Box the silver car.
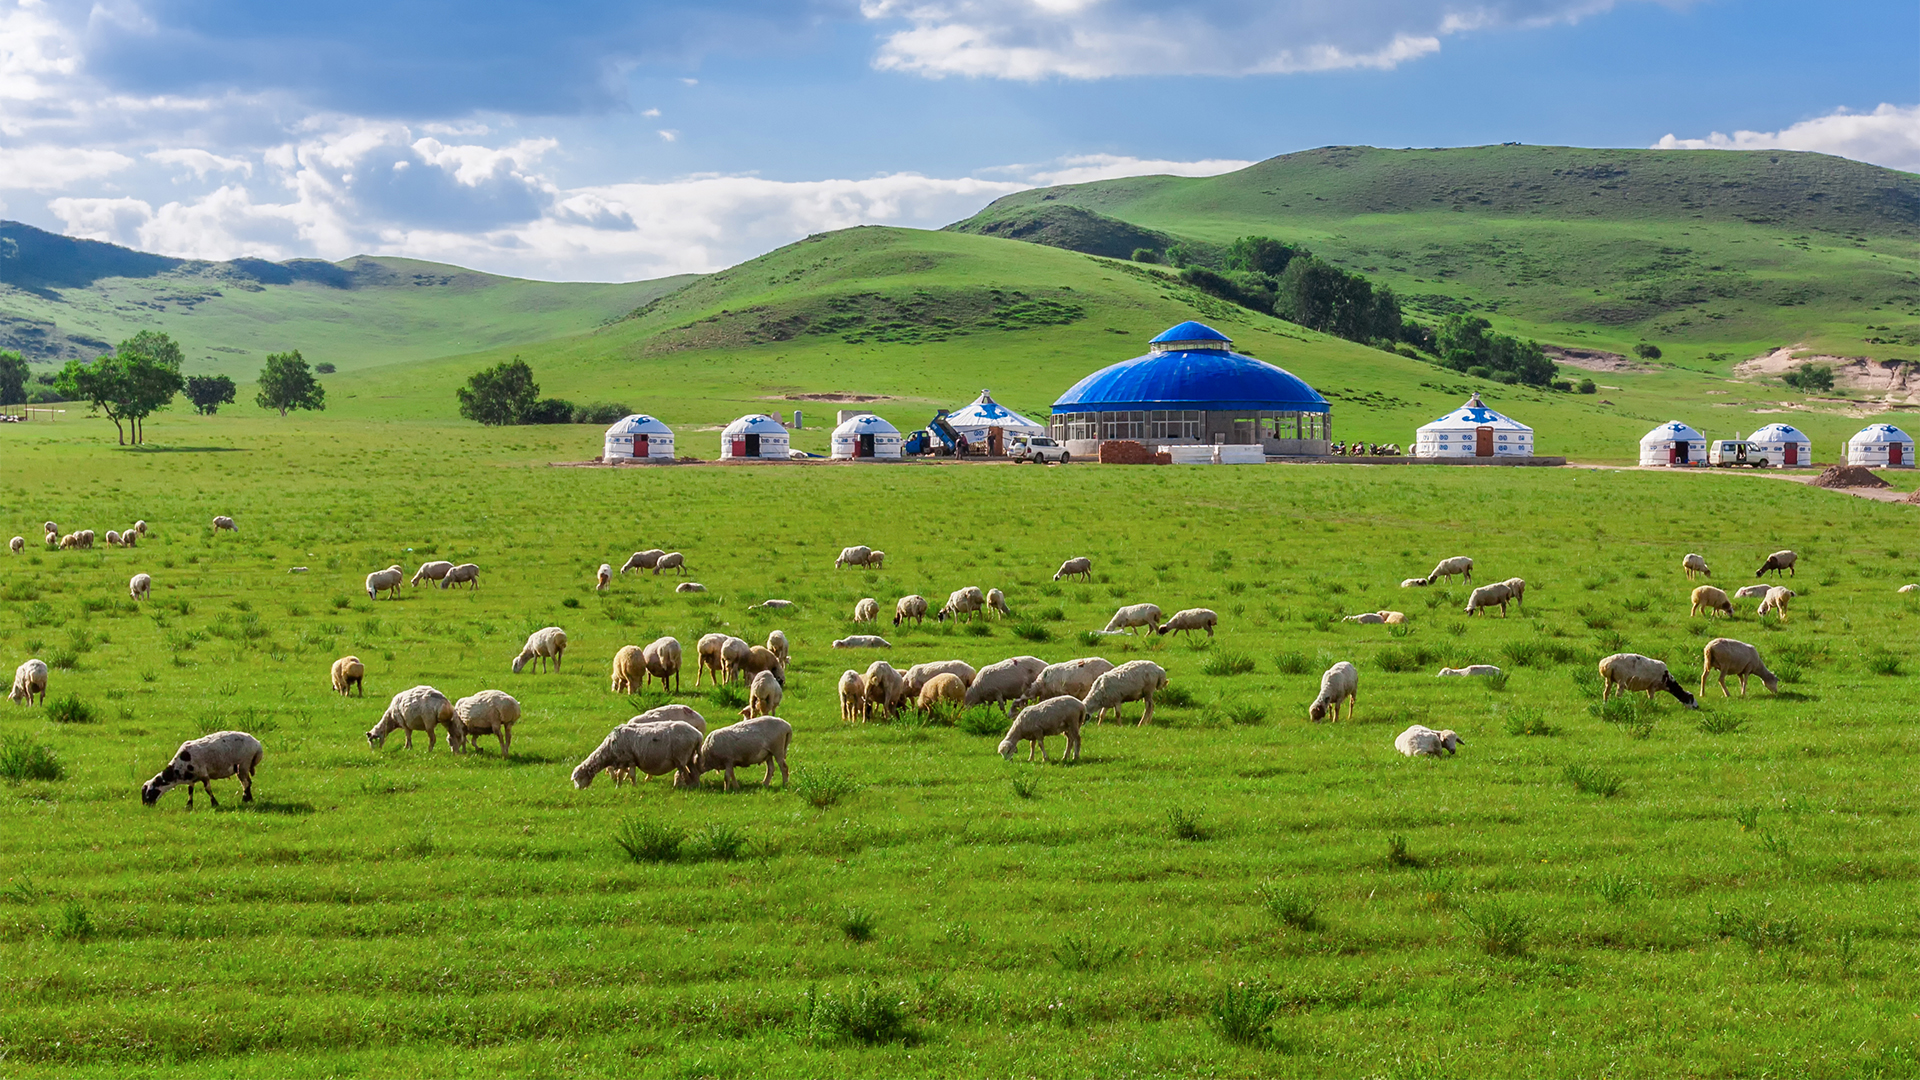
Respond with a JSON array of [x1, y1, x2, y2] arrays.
[[1010, 436, 1071, 464]]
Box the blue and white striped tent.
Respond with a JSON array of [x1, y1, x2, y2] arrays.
[[947, 389, 1044, 442]]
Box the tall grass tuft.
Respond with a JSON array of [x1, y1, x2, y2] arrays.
[[612, 819, 685, 863], [1503, 706, 1554, 736], [0, 737, 64, 783], [957, 707, 1006, 737], [1167, 806, 1207, 841], [1565, 762, 1624, 797], [1501, 639, 1545, 668], [840, 906, 877, 941], [1259, 882, 1322, 931], [1384, 834, 1421, 868], [1009, 773, 1040, 799], [706, 684, 747, 710], [52, 901, 96, 942], [1463, 900, 1535, 956], [792, 766, 860, 809], [810, 983, 911, 1045], [697, 823, 748, 860], [45, 695, 97, 725], [1201, 651, 1255, 676], [1697, 713, 1747, 735], [1011, 620, 1053, 642], [1156, 685, 1196, 708], [1273, 651, 1311, 675], [1052, 934, 1127, 971], [1222, 702, 1265, 726], [1207, 983, 1281, 1046]]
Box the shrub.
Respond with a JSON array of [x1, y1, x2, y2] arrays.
[[697, 823, 748, 861], [840, 906, 877, 942], [1781, 364, 1834, 392], [46, 650, 78, 671], [1867, 651, 1903, 676], [1577, 378, 1597, 394], [1463, 900, 1534, 956], [560, 596, 581, 609], [1260, 882, 1321, 931], [1384, 834, 1421, 868], [1167, 806, 1207, 841], [792, 766, 860, 809], [962, 621, 992, 637], [1734, 805, 1762, 831], [1011, 620, 1052, 643], [52, 901, 96, 942], [1501, 639, 1544, 668], [1565, 762, 1624, 797], [0, 737, 64, 782], [1076, 630, 1103, 647], [1697, 713, 1748, 735], [1156, 685, 1196, 708], [1273, 651, 1311, 674], [45, 695, 97, 725], [707, 684, 748, 710], [810, 983, 912, 1045], [612, 819, 685, 863], [1714, 908, 1803, 951], [1208, 983, 1281, 1046], [1200, 650, 1255, 676], [1223, 702, 1265, 726], [1594, 872, 1641, 905], [571, 401, 632, 425]]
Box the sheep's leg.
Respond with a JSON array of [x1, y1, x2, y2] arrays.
[[1038, 737, 1051, 763], [240, 769, 254, 803], [1738, 674, 1749, 698], [203, 779, 220, 808], [404, 729, 414, 749], [1139, 692, 1154, 727], [724, 765, 738, 791]]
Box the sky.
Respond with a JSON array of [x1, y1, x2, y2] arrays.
[[0, 0, 1914, 282]]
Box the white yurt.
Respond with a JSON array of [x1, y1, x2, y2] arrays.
[[1412, 392, 1534, 459], [1748, 422, 1813, 468], [602, 414, 675, 461], [946, 389, 1045, 454], [831, 412, 904, 460], [1847, 423, 1915, 468], [719, 414, 790, 460], [1639, 420, 1707, 466]]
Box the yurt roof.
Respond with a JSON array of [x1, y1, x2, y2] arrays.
[[1052, 322, 1328, 414], [833, 412, 901, 436], [1851, 423, 1915, 444], [1416, 392, 1532, 434], [948, 390, 1044, 432], [1149, 321, 1232, 347], [605, 413, 673, 436], [1749, 422, 1810, 442], [722, 413, 788, 436], [1642, 420, 1705, 443]]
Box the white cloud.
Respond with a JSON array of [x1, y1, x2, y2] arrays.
[[1654, 103, 1920, 174], [408, 136, 557, 186], [1020, 153, 1254, 185], [0, 145, 132, 188], [656, 129, 679, 142], [147, 147, 252, 179], [642, 107, 661, 118]]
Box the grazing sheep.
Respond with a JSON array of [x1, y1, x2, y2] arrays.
[[367, 685, 458, 749], [966, 655, 1049, 713], [611, 645, 648, 694], [132, 520, 147, 537], [1424, 556, 1473, 586], [129, 572, 151, 601], [838, 670, 868, 722], [410, 560, 454, 587], [365, 565, 404, 600], [862, 661, 908, 717], [1102, 602, 1162, 636], [331, 655, 365, 697], [766, 630, 789, 666], [1757, 586, 1796, 621], [853, 597, 880, 623], [119, 530, 136, 548], [1395, 724, 1463, 758], [917, 672, 967, 714], [141, 731, 262, 808], [1053, 556, 1093, 582], [58, 532, 78, 550], [1308, 661, 1359, 722], [7, 536, 21, 555], [440, 563, 480, 590], [632, 703, 707, 735], [739, 645, 784, 685], [1157, 608, 1218, 637], [833, 635, 893, 649], [42, 521, 56, 535], [986, 588, 1011, 618], [1436, 665, 1501, 677], [938, 586, 987, 623], [1343, 612, 1387, 625], [596, 563, 613, 591], [1682, 553, 1711, 579], [999, 695, 1085, 763], [642, 636, 683, 692], [1014, 657, 1113, 709], [893, 594, 928, 626], [9, 659, 48, 705], [1733, 584, 1772, 600], [677, 582, 706, 593], [621, 549, 666, 573], [77, 529, 94, 548], [211, 516, 237, 533], [742, 670, 783, 718], [835, 545, 874, 569], [902, 660, 977, 703], [653, 552, 687, 576], [287, 566, 307, 574], [571, 719, 703, 789], [1463, 582, 1515, 617], [1690, 585, 1734, 619], [1701, 638, 1779, 698], [1082, 660, 1168, 726], [105, 529, 121, 547], [1901, 584, 1920, 594], [1597, 653, 1699, 708], [695, 634, 728, 687], [1400, 577, 1429, 588], [696, 716, 792, 790], [1501, 578, 1526, 608], [867, 551, 886, 570], [512, 627, 567, 674], [1756, 550, 1797, 578], [720, 637, 751, 683], [452, 690, 521, 757]]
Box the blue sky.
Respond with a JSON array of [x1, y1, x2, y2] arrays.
[[0, 0, 1913, 280]]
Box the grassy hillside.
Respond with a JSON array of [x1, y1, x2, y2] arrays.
[[949, 146, 1920, 366], [0, 221, 694, 378]]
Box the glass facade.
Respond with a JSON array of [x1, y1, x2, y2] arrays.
[[1051, 410, 1326, 444]]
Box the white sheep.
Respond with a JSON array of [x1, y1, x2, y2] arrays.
[[1900, 584, 1920, 594], [9, 658, 48, 705], [1102, 602, 1162, 636], [211, 515, 237, 533], [833, 635, 893, 649], [1014, 657, 1112, 709], [367, 685, 458, 749], [632, 703, 707, 735], [571, 719, 703, 788], [1733, 584, 1772, 599], [1394, 724, 1463, 758], [986, 588, 1011, 618], [1436, 665, 1502, 677], [838, 670, 868, 722], [893, 594, 928, 626], [1690, 585, 1733, 619], [1379, 611, 1407, 624], [862, 660, 908, 717], [1597, 653, 1699, 708], [695, 634, 728, 687], [835, 545, 873, 569], [938, 586, 986, 623], [1082, 659, 1168, 725], [902, 660, 977, 699], [1343, 612, 1387, 625], [1682, 553, 1711, 579], [719, 637, 751, 682], [696, 716, 792, 790], [42, 521, 56, 535], [331, 655, 365, 697], [739, 645, 784, 685], [440, 563, 480, 590], [132, 520, 147, 537], [867, 551, 886, 570], [677, 582, 706, 593], [853, 597, 880, 623], [141, 730, 262, 808], [366, 565, 404, 600], [452, 690, 521, 757], [513, 627, 567, 674], [1399, 577, 1429, 588], [1501, 578, 1526, 608], [1463, 582, 1514, 617], [410, 560, 453, 587], [766, 630, 789, 666], [1701, 638, 1778, 698], [596, 563, 613, 591], [611, 644, 647, 693], [7, 536, 21, 555], [105, 530, 121, 547], [999, 695, 1084, 762], [76, 529, 93, 548], [742, 670, 783, 718], [119, 530, 136, 548], [1053, 556, 1093, 582], [642, 636, 683, 692], [1757, 586, 1795, 621], [1156, 608, 1218, 637], [966, 655, 1048, 713], [599, 710, 708, 785], [1756, 550, 1797, 578], [1424, 556, 1473, 585], [653, 552, 687, 575], [621, 549, 666, 573], [288, 566, 307, 574], [1308, 661, 1358, 722], [129, 572, 151, 601], [917, 672, 967, 714]]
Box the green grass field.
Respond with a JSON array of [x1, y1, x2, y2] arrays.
[[6, 415, 1920, 1076]]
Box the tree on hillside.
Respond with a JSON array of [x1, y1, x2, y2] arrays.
[[53, 331, 184, 444], [1223, 236, 1303, 276], [185, 374, 237, 415], [256, 350, 326, 417], [456, 357, 539, 425], [0, 350, 27, 406]]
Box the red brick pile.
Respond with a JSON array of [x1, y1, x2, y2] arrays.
[[1099, 440, 1163, 464]]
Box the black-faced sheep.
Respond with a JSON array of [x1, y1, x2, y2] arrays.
[[1395, 724, 1462, 757], [1102, 602, 1162, 636], [1053, 556, 1093, 582], [696, 716, 791, 790], [1682, 553, 1711, 579], [330, 655, 365, 697], [141, 730, 262, 808], [513, 627, 567, 674], [1690, 585, 1734, 618], [999, 695, 1084, 762], [1597, 653, 1699, 708], [440, 563, 480, 589], [410, 561, 453, 587], [1157, 608, 1218, 637], [365, 565, 404, 600], [1424, 556, 1473, 585], [893, 594, 928, 626], [10, 658, 48, 705], [1701, 637, 1778, 698], [571, 719, 703, 788], [1756, 550, 1797, 578], [452, 690, 521, 757], [368, 685, 458, 749], [1083, 659, 1168, 725], [1308, 661, 1358, 722]]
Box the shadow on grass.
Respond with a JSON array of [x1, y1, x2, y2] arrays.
[[123, 446, 249, 453], [243, 799, 317, 815]]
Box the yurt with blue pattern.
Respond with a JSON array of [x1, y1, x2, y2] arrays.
[[603, 414, 675, 461], [1640, 420, 1708, 466], [1413, 392, 1535, 459], [1748, 422, 1814, 468], [1847, 423, 1915, 468]]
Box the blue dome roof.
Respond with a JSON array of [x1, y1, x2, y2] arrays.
[[1149, 321, 1231, 346], [1052, 342, 1329, 414]]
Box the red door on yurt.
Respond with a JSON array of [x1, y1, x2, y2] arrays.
[[1475, 427, 1494, 457], [1784, 442, 1798, 466], [730, 437, 746, 457], [1893, 442, 1905, 466], [635, 434, 648, 458]]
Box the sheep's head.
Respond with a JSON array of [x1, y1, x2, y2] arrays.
[[1309, 700, 1329, 722], [1662, 673, 1700, 709], [570, 761, 597, 789], [140, 766, 181, 805], [997, 736, 1019, 760], [366, 726, 385, 749], [512, 654, 528, 674], [1759, 669, 1780, 693], [1436, 730, 1463, 754]]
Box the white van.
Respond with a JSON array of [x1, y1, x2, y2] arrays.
[[1708, 438, 1769, 468]]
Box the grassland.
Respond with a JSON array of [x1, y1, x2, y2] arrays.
[[6, 414, 1920, 1076]]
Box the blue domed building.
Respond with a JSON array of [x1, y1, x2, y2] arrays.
[[1049, 321, 1331, 456]]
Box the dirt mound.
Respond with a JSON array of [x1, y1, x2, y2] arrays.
[[1809, 464, 1891, 489], [1903, 488, 1920, 504]]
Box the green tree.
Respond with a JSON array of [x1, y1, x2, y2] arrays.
[[185, 374, 237, 415], [54, 352, 132, 444], [0, 350, 27, 407], [118, 331, 186, 443], [1223, 236, 1302, 276], [255, 350, 326, 417], [456, 357, 539, 426], [1633, 343, 1663, 361]]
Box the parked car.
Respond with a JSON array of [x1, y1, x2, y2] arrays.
[[1009, 435, 1071, 463]]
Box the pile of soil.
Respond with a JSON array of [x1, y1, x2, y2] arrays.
[[1809, 464, 1891, 489], [1903, 488, 1920, 505]]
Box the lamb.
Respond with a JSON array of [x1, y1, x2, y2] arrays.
[[440, 562, 480, 590], [212, 515, 237, 532], [695, 716, 792, 790], [1597, 653, 1699, 708], [451, 690, 521, 757], [7, 536, 21, 555], [9, 658, 48, 705], [331, 655, 365, 697], [1101, 602, 1162, 636], [141, 731, 262, 808], [571, 719, 703, 788], [1394, 724, 1463, 758], [365, 565, 404, 600], [1690, 585, 1734, 619], [1733, 584, 1772, 599], [986, 588, 1011, 618], [742, 669, 783, 718], [853, 597, 880, 623], [1156, 608, 1218, 637], [1343, 612, 1387, 625], [917, 672, 967, 714], [862, 660, 909, 717], [1501, 578, 1526, 608], [1701, 638, 1779, 698], [677, 582, 706, 593], [1424, 556, 1473, 586], [1463, 582, 1514, 617], [998, 695, 1084, 763], [1757, 586, 1795, 621], [695, 634, 728, 687], [1308, 661, 1358, 722], [893, 594, 928, 626], [1013, 657, 1112, 709], [766, 630, 789, 666], [411, 561, 455, 587], [1682, 553, 1711, 579], [1756, 550, 1797, 578], [367, 685, 458, 749], [611, 645, 647, 694], [512, 627, 567, 673], [938, 586, 986, 623], [835, 545, 873, 569], [653, 552, 687, 575], [642, 636, 683, 692], [966, 655, 1049, 713], [1053, 556, 1093, 582], [596, 563, 613, 591], [1082, 659, 1168, 726], [867, 551, 886, 570], [621, 549, 666, 573], [838, 670, 868, 721], [1436, 665, 1502, 677], [833, 635, 893, 649], [132, 520, 147, 536], [902, 660, 977, 700], [1400, 578, 1429, 588], [129, 572, 151, 601]]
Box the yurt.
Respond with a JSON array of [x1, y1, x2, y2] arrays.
[[1412, 392, 1535, 459], [1748, 422, 1813, 468], [1639, 421, 1707, 466], [719, 414, 790, 460], [1848, 423, 1915, 468], [831, 413, 904, 460], [947, 389, 1045, 455], [602, 414, 675, 462]]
